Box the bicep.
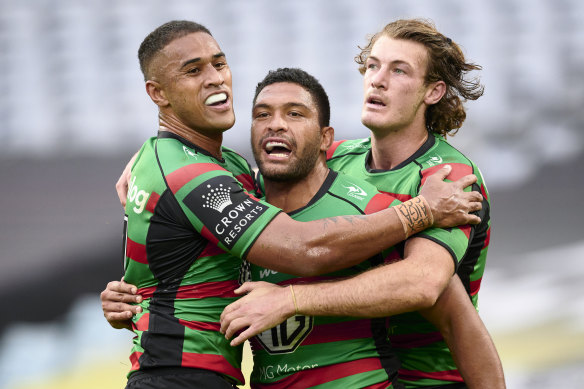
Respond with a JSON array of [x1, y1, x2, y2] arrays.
[[419, 275, 474, 332]]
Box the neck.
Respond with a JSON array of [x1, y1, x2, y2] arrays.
[[369, 125, 429, 170], [263, 158, 329, 213], [158, 112, 223, 159]]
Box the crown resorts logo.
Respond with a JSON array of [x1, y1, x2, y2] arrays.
[[201, 184, 232, 212]]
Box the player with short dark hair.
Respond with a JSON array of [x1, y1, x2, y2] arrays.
[[241, 67, 502, 388]]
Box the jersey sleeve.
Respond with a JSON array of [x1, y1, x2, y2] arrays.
[[415, 162, 477, 271], [158, 143, 281, 259]]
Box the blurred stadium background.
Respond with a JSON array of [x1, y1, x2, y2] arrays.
[[1, 0, 583, 388]]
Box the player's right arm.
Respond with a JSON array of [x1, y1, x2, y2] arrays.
[[420, 276, 506, 388]]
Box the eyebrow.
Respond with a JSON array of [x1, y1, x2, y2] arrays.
[[253, 102, 310, 111], [181, 52, 226, 69], [367, 55, 412, 68]]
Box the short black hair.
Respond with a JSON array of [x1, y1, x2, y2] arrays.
[[138, 20, 212, 81], [253, 68, 330, 127]]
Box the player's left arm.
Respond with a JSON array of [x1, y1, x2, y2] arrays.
[[419, 276, 506, 388]]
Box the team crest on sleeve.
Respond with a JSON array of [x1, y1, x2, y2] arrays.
[[183, 175, 270, 249]]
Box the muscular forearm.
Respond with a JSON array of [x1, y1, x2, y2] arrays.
[[420, 277, 506, 388], [291, 237, 454, 316], [247, 207, 406, 276], [247, 197, 434, 276]]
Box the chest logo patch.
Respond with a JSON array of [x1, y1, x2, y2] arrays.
[[427, 155, 443, 166], [344, 183, 367, 200]]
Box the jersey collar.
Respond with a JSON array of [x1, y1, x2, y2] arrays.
[[157, 130, 226, 163], [365, 131, 436, 173]]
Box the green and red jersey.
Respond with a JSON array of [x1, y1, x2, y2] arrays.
[[327, 133, 491, 388], [122, 131, 281, 386], [248, 170, 402, 389]]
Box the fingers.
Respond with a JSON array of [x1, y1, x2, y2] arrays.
[[116, 153, 137, 208], [231, 326, 258, 347], [115, 176, 128, 208], [224, 317, 249, 340], [465, 214, 482, 225], [107, 279, 139, 295], [234, 282, 255, 295], [220, 303, 239, 334], [454, 173, 478, 189], [429, 164, 452, 181]]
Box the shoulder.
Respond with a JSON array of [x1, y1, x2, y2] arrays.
[[419, 134, 487, 187], [221, 146, 255, 192], [329, 171, 400, 214], [326, 138, 371, 161], [221, 146, 252, 168]]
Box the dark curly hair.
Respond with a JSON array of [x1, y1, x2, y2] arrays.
[[138, 20, 211, 81], [253, 68, 331, 128], [355, 19, 484, 137]]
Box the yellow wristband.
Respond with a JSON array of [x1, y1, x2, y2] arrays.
[[289, 284, 299, 315]]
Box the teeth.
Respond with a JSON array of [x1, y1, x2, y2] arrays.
[[205, 93, 227, 105], [265, 141, 290, 152]]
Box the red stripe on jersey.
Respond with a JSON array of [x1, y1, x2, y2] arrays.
[[182, 352, 244, 384], [398, 368, 463, 383], [470, 277, 482, 296], [134, 313, 150, 331], [365, 193, 399, 214], [379, 189, 412, 203], [253, 357, 384, 388], [136, 281, 238, 300], [179, 319, 221, 332], [176, 280, 239, 299], [137, 286, 156, 299], [145, 191, 160, 214], [201, 225, 220, 246], [390, 331, 444, 348], [362, 381, 396, 389], [199, 241, 226, 258], [165, 163, 228, 193], [127, 238, 147, 264], [129, 351, 142, 371], [301, 319, 373, 345], [458, 224, 472, 240], [235, 173, 254, 192], [247, 193, 261, 201], [420, 163, 473, 185], [483, 227, 491, 249], [326, 140, 348, 160]]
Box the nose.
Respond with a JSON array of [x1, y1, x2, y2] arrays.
[[204, 65, 225, 87], [267, 111, 288, 132], [369, 67, 387, 90]]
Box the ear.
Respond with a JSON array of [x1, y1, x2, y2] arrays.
[[320, 126, 335, 152], [424, 80, 446, 105], [145, 80, 169, 107]]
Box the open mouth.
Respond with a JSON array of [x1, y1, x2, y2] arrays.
[[205, 92, 228, 106], [264, 141, 292, 158], [367, 96, 386, 106]]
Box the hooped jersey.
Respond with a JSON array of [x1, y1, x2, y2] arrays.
[[122, 131, 281, 385], [247, 170, 402, 389], [326, 133, 491, 388]]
